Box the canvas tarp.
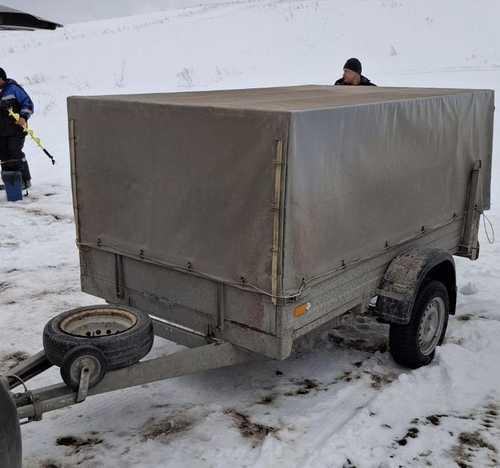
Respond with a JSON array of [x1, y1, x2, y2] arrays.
[[283, 88, 494, 292], [68, 85, 494, 298], [69, 96, 289, 293]]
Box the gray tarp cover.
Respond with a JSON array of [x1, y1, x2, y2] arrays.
[[68, 86, 494, 296]]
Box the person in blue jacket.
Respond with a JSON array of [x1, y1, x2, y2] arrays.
[[0, 67, 34, 189]]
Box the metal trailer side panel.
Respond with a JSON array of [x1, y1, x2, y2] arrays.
[[279, 220, 463, 338], [79, 246, 288, 357], [79, 246, 278, 335]]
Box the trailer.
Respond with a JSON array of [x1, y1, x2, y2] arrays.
[[0, 85, 494, 467]]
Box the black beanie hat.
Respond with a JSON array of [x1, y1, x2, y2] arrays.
[[344, 58, 362, 75], [0, 68, 6, 80]]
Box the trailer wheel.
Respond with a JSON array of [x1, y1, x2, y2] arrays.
[[0, 377, 22, 468], [389, 281, 449, 369], [43, 305, 154, 376], [60, 346, 107, 390]]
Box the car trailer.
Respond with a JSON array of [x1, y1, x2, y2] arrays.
[[0, 85, 494, 467]]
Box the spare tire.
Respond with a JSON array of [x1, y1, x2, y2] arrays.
[[43, 305, 154, 372]]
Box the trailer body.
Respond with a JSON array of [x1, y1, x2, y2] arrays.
[[67, 85, 494, 359]]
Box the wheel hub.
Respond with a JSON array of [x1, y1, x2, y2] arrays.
[[68, 354, 103, 388], [417, 296, 445, 356]]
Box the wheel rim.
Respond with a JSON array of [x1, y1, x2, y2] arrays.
[[417, 296, 445, 356], [60, 307, 137, 338]]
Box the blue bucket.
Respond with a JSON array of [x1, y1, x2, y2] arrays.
[[1, 171, 23, 202]]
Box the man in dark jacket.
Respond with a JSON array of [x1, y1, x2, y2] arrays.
[[335, 58, 376, 86], [0, 67, 34, 189]]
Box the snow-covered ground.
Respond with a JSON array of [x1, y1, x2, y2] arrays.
[[1, 1, 499, 467]]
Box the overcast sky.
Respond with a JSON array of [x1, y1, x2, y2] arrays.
[[1, 0, 227, 24]]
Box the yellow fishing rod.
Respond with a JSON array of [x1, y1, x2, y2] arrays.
[[8, 108, 55, 165]]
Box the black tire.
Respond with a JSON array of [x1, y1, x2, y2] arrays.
[[389, 281, 449, 369], [43, 305, 154, 372], [60, 346, 107, 390], [0, 378, 22, 468]]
